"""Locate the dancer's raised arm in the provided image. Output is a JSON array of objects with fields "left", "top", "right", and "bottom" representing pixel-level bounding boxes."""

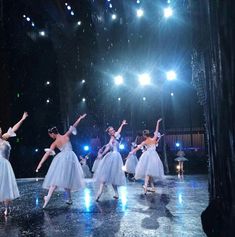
[
  {"left": 65, "top": 113, "right": 87, "bottom": 136},
  {"left": 36, "top": 143, "right": 56, "bottom": 172},
  {"left": 153, "top": 118, "right": 162, "bottom": 140},
  {"left": 2, "top": 112, "right": 28, "bottom": 140},
  {"left": 116, "top": 120, "right": 127, "bottom": 135}
]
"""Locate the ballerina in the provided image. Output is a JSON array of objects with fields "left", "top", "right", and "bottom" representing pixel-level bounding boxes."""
[
  {"left": 130, "top": 118, "right": 164, "bottom": 194},
  {"left": 36, "top": 114, "right": 86, "bottom": 208},
  {"left": 79, "top": 155, "right": 92, "bottom": 178},
  {"left": 0, "top": 112, "right": 28, "bottom": 216},
  {"left": 91, "top": 147, "right": 104, "bottom": 173},
  {"left": 123, "top": 142, "right": 138, "bottom": 181},
  {"left": 94, "top": 120, "right": 127, "bottom": 201}
]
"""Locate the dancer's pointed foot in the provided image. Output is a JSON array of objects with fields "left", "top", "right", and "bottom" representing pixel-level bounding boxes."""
[
  {"left": 143, "top": 185, "right": 148, "bottom": 195},
  {"left": 95, "top": 195, "right": 101, "bottom": 202},
  {"left": 4, "top": 207, "right": 11, "bottom": 216},
  {"left": 66, "top": 200, "right": 73, "bottom": 205},
  {"left": 149, "top": 187, "right": 156, "bottom": 192},
  {"left": 43, "top": 196, "right": 49, "bottom": 209},
  {"left": 113, "top": 195, "right": 119, "bottom": 200}
]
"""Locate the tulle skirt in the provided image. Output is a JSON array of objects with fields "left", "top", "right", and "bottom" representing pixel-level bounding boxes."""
[
  {"left": 82, "top": 164, "right": 92, "bottom": 178},
  {"left": 43, "top": 150, "right": 85, "bottom": 191},
  {"left": 92, "top": 159, "right": 100, "bottom": 173},
  {"left": 124, "top": 154, "right": 138, "bottom": 174},
  {"left": 175, "top": 157, "right": 188, "bottom": 162},
  {"left": 135, "top": 149, "right": 164, "bottom": 180},
  {"left": 94, "top": 151, "right": 126, "bottom": 186},
  {"left": 0, "top": 157, "right": 20, "bottom": 202}
]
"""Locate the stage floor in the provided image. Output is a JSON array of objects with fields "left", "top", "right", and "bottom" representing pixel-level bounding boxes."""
[{"left": 0, "top": 175, "right": 208, "bottom": 237}]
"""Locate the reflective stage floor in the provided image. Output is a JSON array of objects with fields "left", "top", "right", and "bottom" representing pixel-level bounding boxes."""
[{"left": 0, "top": 175, "right": 208, "bottom": 237}]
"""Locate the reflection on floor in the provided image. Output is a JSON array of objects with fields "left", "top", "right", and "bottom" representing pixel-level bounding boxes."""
[{"left": 0, "top": 175, "right": 208, "bottom": 237}]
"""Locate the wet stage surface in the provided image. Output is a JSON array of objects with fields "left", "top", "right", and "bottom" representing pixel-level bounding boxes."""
[{"left": 0, "top": 175, "right": 208, "bottom": 237}]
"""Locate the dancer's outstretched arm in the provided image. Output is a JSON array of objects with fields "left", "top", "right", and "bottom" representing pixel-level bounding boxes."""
[
  {"left": 36, "top": 143, "right": 56, "bottom": 172},
  {"left": 65, "top": 113, "right": 87, "bottom": 136},
  {"left": 116, "top": 120, "right": 127, "bottom": 134},
  {"left": 2, "top": 112, "right": 28, "bottom": 140},
  {"left": 129, "top": 141, "right": 146, "bottom": 155},
  {"left": 101, "top": 137, "right": 115, "bottom": 156},
  {"left": 153, "top": 118, "right": 162, "bottom": 140}
]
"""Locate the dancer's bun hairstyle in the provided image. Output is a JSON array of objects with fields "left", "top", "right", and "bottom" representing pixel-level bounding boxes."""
[{"left": 48, "top": 126, "right": 59, "bottom": 134}]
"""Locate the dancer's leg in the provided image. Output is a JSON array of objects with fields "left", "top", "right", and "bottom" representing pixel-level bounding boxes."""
[
  {"left": 112, "top": 185, "right": 119, "bottom": 199},
  {"left": 43, "top": 185, "right": 57, "bottom": 208},
  {"left": 4, "top": 200, "right": 11, "bottom": 216},
  {"left": 65, "top": 188, "right": 72, "bottom": 204},
  {"left": 96, "top": 182, "right": 105, "bottom": 202},
  {"left": 144, "top": 175, "right": 150, "bottom": 194}
]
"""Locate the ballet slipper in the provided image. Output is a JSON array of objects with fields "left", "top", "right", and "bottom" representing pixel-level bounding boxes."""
[
  {"left": 43, "top": 196, "right": 49, "bottom": 209},
  {"left": 4, "top": 207, "right": 10, "bottom": 216},
  {"left": 66, "top": 200, "right": 73, "bottom": 205}
]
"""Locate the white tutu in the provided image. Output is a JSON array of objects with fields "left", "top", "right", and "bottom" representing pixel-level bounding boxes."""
[
  {"left": 124, "top": 154, "right": 138, "bottom": 174},
  {"left": 94, "top": 151, "right": 126, "bottom": 186},
  {"left": 92, "top": 159, "right": 100, "bottom": 173},
  {"left": 0, "top": 137, "right": 19, "bottom": 202},
  {"left": 43, "top": 142, "right": 85, "bottom": 191},
  {"left": 82, "top": 164, "right": 92, "bottom": 178},
  {"left": 175, "top": 157, "right": 188, "bottom": 162},
  {"left": 135, "top": 146, "right": 164, "bottom": 180}
]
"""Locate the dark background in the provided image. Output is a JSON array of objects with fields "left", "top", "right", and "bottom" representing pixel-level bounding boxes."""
[{"left": 0, "top": 0, "right": 205, "bottom": 177}]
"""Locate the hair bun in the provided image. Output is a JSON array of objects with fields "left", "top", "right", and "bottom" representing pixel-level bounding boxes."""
[{"left": 48, "top": 126, "right": 59, "bottom": 134}]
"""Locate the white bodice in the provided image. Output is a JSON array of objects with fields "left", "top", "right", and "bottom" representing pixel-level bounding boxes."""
[
  {"left": 0, "top": 140, "right": 11, "bottom": 160},
  {"left": 146, "top": 144, "right": 156, "bottom": 151},
  {"left": 110, "top": 132, "right": 121, "bottom": 152}
]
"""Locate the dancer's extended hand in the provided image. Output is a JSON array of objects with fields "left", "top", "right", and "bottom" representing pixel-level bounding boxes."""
[
  {"left": 22, "top": 112, "right": 28, "bottom": 120},
  {"left": 122, "top": 120, "right": 127, "bottom": 125},
  {"left": 80, "top": 114, "right": 87, "bottom": 119}
]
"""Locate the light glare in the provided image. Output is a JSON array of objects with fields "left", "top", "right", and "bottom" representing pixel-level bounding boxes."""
[
  {"left": 136, "top": 9, "right": 144, "bottom": 18},
  {"left": 166, "top": 70, "right": 177, "bottom": 80},
  {"left": 164, "top": 7, "right": 173, "bottom": 18},
  {"left": 139, "top": 73, "right": 151, "bottom": 86},
  {"left": 114, "top": 75, "right": 124, "bottom": 85}
]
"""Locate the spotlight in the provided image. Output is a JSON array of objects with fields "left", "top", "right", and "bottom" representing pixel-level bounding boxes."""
[
  {"left": 136, "top": 9, "right": 144, "bottom": 18},
  {"left": 138, "top": 73, "right": 151, "bottom": 86},
  {"left": 111, "top": 14, "right": 117, "bottom": 20},
  {"left": 176, "top": 142, "right": 180, "bottom": 147},
  {"left": 35, "top": 148, "right": 39, "bottom": 152},
  {"left": 84, "top": 145, "right": 90, "bottom": 151},
  {"left": 119, "top": 144, "right": 125, "bottom": 150},
  {"left": 46, "top": 99, "right": 50, "bottom": 103},
  {"left": 166, "top": 70, "right": 177, "bottom": 80},
  {"left": 77, "top": 21, "right": 82, "bottom": 26},
  {"left": 31, "top": 22, "right": 35, "bottom": 27},
  {"left": 82, "top": 79, "right": 85, "bottom": 84},
  {"left": 170, "top": 92, "right": 174, "bottom": 96},
  {"left": 67, "top": 5, "right": 71, "bottom": 10},
  {"left": 26, "top": 17, "right": 31, "bottom": 22},
  {"left": 143, "top": 97, "right": 146, "bottom": 101},
  {"left": 71, "top": 11, "right": 75, "bottom": 16},
  {"left": 164, "top": 7, "right": 173, "bottom": 18},
  {"left": 137, "top": 0, "right": 140, "bottom": 3},
  {"left": 118, "top": 97, "right": 121, "bottom": 101},
  {"left": 82, "top": 98, "right": 86, "bottom": 102},
  {"left": 114, "top": 75, "right": 124, "bottom": 85},
  {"left": 65, "top": 3, "right": 68, "bottom": 6},
  {"left": 39, "top": 31, "right": 45, "bottom": 36},
  {"left": 23, "top": 15, "right": 26, "bottom": 18},
  {"left": 109, "top": 3, "right": 113, "bottom": 8},
  {"left": 46, "top": 81, "right": 50, "bottom": 85}
]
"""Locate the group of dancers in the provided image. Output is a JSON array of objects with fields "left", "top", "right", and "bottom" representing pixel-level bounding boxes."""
[{"left": 0, "top": 112, "right": 164, "bottom": 216}]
